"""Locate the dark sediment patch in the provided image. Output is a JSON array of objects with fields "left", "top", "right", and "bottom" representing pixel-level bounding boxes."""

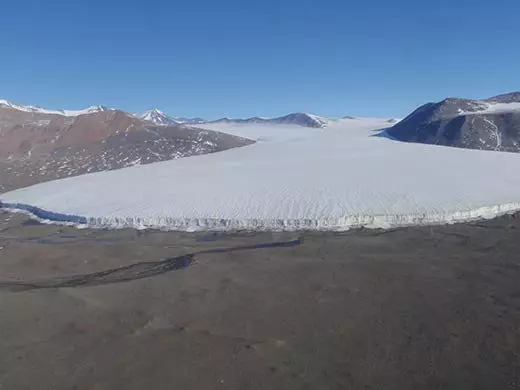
[{"left": 0, "top": 238, "right": 301, "bottom": 291}]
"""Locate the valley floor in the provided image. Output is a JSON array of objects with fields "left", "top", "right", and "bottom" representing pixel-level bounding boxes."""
[{"left": 1, "top": 210, "right": 519, "bottom": 389}]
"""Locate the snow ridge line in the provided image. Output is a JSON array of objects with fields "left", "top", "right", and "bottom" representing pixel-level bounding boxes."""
[{"left": 2, "top": 201, "right": 520, "bottom": 231}]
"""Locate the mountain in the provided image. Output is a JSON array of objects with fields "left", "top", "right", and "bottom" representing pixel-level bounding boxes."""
[
  {"left": 386, "top": 92, "right": 520, "bottom": 152},
  {"left": 210, "top": 113, "right": 328, "bottom": 128},
  {"left": 486, "top": 92, "right": 520, "bottom": 103},
  {"left": 0, "top": 99, "right": 109, "bottom": 117},
  {"left": 141, "top": 110, "right": 329, "bottom": 128},
  {"left": 140, "top": 109, "right": 180, "bottom": 126},
  {"left": 140, "top": 109, "right": 205, "bottom": 126},
  {"left": 271, "top": 113, "right": 329, "bottom": 127},
  {"left": 2, "top": 99, "right": 329, "bottom": 128},
  {"left": 0, "top": 107, "right": 253, "bottom": 192}
]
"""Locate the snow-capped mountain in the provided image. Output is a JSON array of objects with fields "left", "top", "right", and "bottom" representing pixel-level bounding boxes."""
[
  {"left": 140, "top": 108, "right": 205, "bottom": 126},
  {"left": 140, "top": 109, "right": 329, "bottom": 128},
  {"left": 1, "top": 98, "right": 330, "bottom": 128},
  {"left": 387, "top": 92, "right": 520, "bottom": 152},
  {"left": 0, "top": 99, "right": 109, "bottom": 117},
  {"left": 140, "top": 109, "right": 180, "bottom": 126},
  {"left": 210, "top": 113, "right": 329, "bottom": 128}
]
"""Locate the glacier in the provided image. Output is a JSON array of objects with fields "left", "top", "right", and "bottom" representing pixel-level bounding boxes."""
[{"left": 3, "top": 117, "right": 520, "bottom": 231}]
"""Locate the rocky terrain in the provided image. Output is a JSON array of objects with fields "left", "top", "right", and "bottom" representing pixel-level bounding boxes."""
[
  {"left": 0, "top": 105, "right": 253, "bottom": 193},
  {"left": 386, "top": 92, "right": 520, "bottom": 152}
]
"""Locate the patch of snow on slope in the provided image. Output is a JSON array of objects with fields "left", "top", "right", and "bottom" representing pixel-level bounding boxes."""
[
  {"left": 306, "top": 113, "right": 329, "bottom": 126},
  {"left": 461, "top": 102, "right": 520, "bottom": 116},
  {"left": 481, "top": 102, "right": 520, "bottom": 114},
  {"left": 2, "top": 117, "right": 520, "bottom": 231}
]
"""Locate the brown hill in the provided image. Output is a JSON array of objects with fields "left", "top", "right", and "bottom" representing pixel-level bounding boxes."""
[{"left": 0, "top": 108, "right": 253, "bottom": 192}]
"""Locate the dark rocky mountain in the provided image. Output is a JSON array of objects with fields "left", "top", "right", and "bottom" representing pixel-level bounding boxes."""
[
  {"left": 0, "top": 107, "right": 253, "bottom": 192},
  {"left": 486, "top": 92, "right": 520, "bottom": 103},
  {"left": 386, "top": 92, "right": 520, "bottom": 152},
  {"left": 209, "top": 112, "right": 328, "bottom": 128}
]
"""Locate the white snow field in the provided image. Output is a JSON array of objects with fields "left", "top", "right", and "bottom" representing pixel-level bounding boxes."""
[{"left": 3, "top": 117, "right": 520, "bottom": 231}]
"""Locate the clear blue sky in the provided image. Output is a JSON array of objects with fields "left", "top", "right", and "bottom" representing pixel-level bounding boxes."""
[{"left": 1, "top": 0, "right": 519, "bottom": 119}]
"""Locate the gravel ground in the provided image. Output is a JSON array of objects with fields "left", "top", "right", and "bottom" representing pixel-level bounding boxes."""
[{"left": 1, "top": 210, "right": 520, "bottom": 389}]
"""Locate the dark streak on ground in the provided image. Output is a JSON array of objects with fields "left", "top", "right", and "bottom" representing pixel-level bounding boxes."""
[
  {"left": 0, "top": 238, "right": 301, "bottom": 292},
  {"left": 0, "top": 255, "right": 195, "bottom": 292}
]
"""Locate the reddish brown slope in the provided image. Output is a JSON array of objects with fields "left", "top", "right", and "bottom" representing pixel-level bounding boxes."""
[{"left": 0, "top": 108, "right": 253, "bottom": 192}]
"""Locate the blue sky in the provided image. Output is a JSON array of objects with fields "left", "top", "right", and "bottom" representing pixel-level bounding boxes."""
[{"left": 1, "top": 0, "right": 519, "bottom": 119}]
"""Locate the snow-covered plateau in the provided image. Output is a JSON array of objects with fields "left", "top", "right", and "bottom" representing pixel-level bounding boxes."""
[{"left": 3, "top": 117, "right": 520, "bottom": 231}]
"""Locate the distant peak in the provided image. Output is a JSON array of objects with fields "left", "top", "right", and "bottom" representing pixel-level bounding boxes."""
[
  {"left": 210, "top": 112, "right": 328, "bottom": 128},
  {"left": 141, "top": 108, "right": 165, "bottom": 116},
  {"left": 143, "top": 108, "right": 165, "bottom": 114},
  {"left": 486, "top": 92, "right": 520, "bottom": 103},
  {"left": 140, "top": 108, "right": 180, "bottom": 126},
  {"left": 87, "top": 105, "right": 109, "bottom": 112},
  {"left": 0, "top": 98, "right": 111, "bottom": 116}
]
